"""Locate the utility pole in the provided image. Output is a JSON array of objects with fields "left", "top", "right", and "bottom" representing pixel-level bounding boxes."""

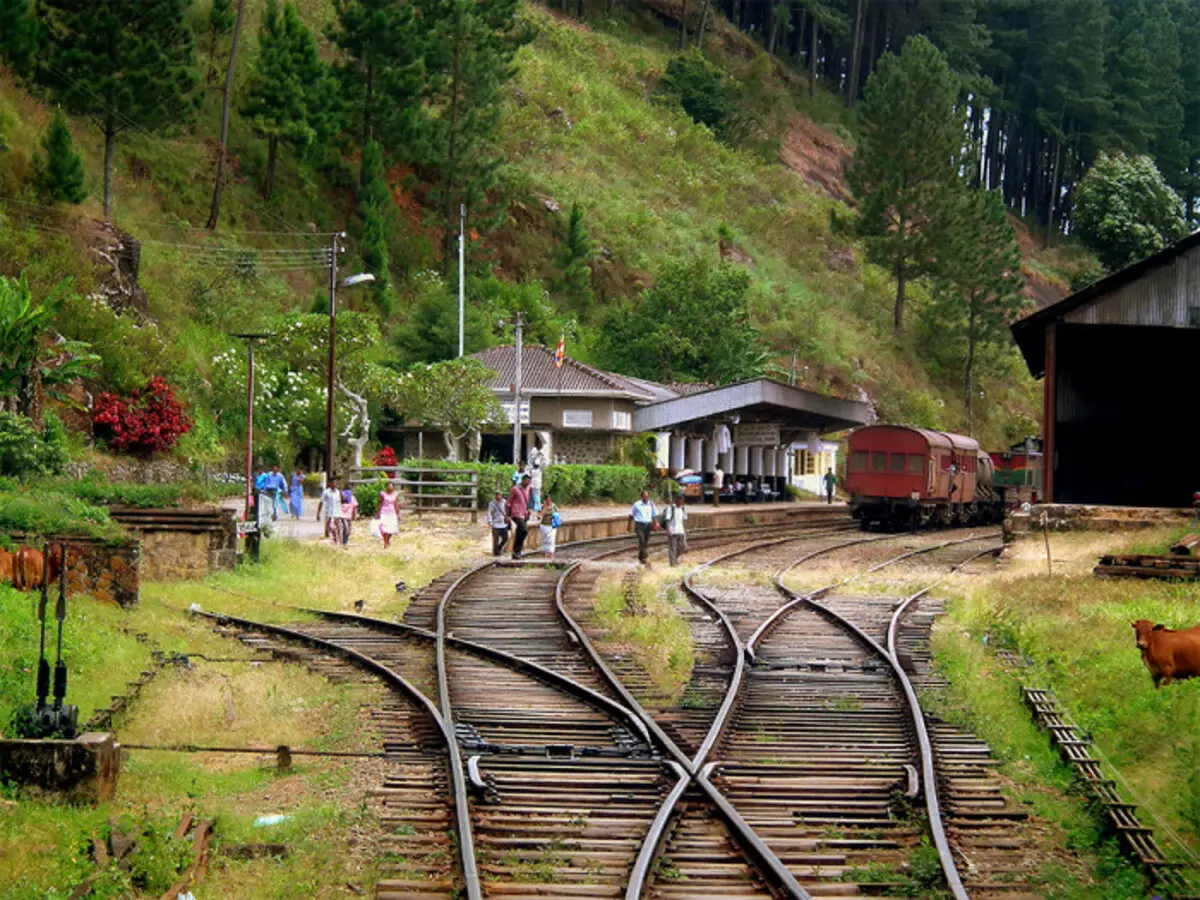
[
  {"left": 325, "top": 233, "right": 340, "bottom": 483},
  {"left": 512, "top": 312, "right": 524, "bottom": 464},
  {"left": 206, "top": 0, "right": 247, "bottom": 230},
  {"left": 458, "top": 203, "right": 466, "bottom": 358},
  {"left": 789, "top": 349, "right": 797, "bottom": 386},
  {"left": 232, "top": 331, "right": 273, "bottom": 524}
]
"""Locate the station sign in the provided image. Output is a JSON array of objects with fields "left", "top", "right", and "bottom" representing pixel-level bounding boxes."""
[
  {"left": 735, "top": 423, "right": 781, "bottom": 446},
  {"left": 500, "top": 400, "right": 531, "bottom": 425}
]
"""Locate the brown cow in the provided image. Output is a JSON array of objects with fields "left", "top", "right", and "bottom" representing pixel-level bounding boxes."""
[{"left": 1131, "top": 619, "right": 1200, "bottom": 687}]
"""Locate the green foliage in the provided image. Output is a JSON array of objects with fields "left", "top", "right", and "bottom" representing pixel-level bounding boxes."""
[
  {"left": 658, "top": 50, "right": 739, "bottom": 141},
  {"left": 358, "top": 140, "right": 396, "bottom": 313},
  {"left": 241, "top": 0, "right": 335, "bottom": 201},
  {"left": 1071, "top": 152, "right": 1188, "bottom": 271},
  {"left": 0, "top": 0, "right": 38, "bottom": 77},
  {"left": 328, "top": 0, "right": 426, "bottom": 153},
  {"left": 33, "top": 109, "right": 86, "bottom": 205},
  {"left": 921, "top": 188, "right": 1026, "bottom": 433},
  {"left": 393, "top": 272, "right": 493, "bottom": 364},
  {"left": 37, "top": 0, "right": 201, "bottom": 219},
  {"left": 0, "top": 482, "right": 122, "bottom": 540},
  {"left": 0, "top": 273, "right": 97, "bottom": 416},
  {"left": 402, "top": 457, "right": 646, "bottom": 505},
  {"left": 551, "top": 202, "right": 593, "bottom": 316},
  {"left": 421, "top": 0, "right": 533, "bottom": 263},
  {"left": 0, "top": 411, "right": 68, "bottom": 477},
  {"left": 847, "top": 35, "right": 965, "bottom": 335},
  {"left": 594, "top": 255, "right": 764, "bottom": 384},
  {"left": 395, "top": 358, "right": 505, "bottom": 460}
]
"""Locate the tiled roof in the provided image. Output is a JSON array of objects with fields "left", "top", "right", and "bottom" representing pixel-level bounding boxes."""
[{"left": 472, "top": 345, "right": 670, "bottom": 401}]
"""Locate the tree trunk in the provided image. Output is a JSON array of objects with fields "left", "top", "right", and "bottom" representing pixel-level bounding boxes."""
[
  {"left": 846, "top": 0, "right": 864, "bottom": 106},
  {"left": 766, "top": 1, "right": 778, "bottom": 55},
  {"left": 443, "top": 429, "right": 460, "bottom": 462},
  {"left": 207, "top": 0, "right": 247, "bottom": 231},
  {"left": 338, "top": 381, "right": 371, "bottom": 470},
  {"left": 893, "top": 215, "right": 906, "bottom": 336},
  {"left": 361, "top": 63, "right": 375, "bottom": 184},
  {"left": 103, "top": 116, "right": 116, "bottom": 224},
  {"left": 965, "top": 306, "right": 976, "bottom": 436},
  {"left": 577, "top": 0, "right": 584, "bottom": 19},
  {"left": 696, "top": 0, "right": 711, "bottom": 48},
  {"left": 265, "top": 135, "right": 279, "bottom": 200},
  {"left": 1044, "top": 114, "right": 1066, "bottom": 248},
  {"left": 809, "top": 20, "right": 818, "bottom": 98},
  {"left": 679, "top": 0, "right": 688, "bottom": 50}
]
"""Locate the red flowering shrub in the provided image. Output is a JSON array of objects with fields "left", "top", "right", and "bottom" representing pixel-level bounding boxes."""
[
  {"left": 93, "top": 376, "right": 193, "bottom": 454},
  {"left": 373, "top": 445, "right": 397, "bottom": 467}
]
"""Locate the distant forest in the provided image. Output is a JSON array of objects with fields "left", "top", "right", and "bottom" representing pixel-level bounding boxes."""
[{"left": 703, "top": 0, "right": 1200, "bottom": 234}]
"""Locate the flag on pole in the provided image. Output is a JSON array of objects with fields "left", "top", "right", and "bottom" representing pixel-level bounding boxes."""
[{"left": 554, "top": 334, "right": 565, "bottom": 368}]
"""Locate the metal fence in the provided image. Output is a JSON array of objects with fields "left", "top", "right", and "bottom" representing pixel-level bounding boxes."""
[{"left": 350, "top": 466, "right": 479, "bottom": 523}]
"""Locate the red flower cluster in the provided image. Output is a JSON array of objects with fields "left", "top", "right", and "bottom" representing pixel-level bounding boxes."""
[
  {"left": 93, "top": 376, "right": 193, "bottom": 454},
  {"left": 373, "top": 445, "right": 398, "bottom": 467}
]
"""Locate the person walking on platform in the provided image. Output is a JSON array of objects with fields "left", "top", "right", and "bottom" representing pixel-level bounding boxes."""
[
  {"left": 629, "top": 490, "right": 659, "bottom": 566},
  {"left": 664, "top": 494, "right": 688, "bottom": 566},
  {"left": 529, "top": 442, "right": 547, "bottom": 512},
  {"left": 317, "top": 477, "right": 344, "bottom": 544},
  {"left": 712, "top": 465, "right": 724, "bottom": 506},
  {"left": 488, "top": 489, "right": 509, "bottom": 556},
  {"left": 823, "top": 468, "right": 838, "bottom": 504},
  {"left": 507, "top": 474, "right": 532, "bottom": 560},
  {"left": 539, "top": 494, "right": 561, "bottom": 560}
]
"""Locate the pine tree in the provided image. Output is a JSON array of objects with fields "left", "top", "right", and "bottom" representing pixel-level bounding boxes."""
[
  {"left": 358, "top": 140, "right": 396, "bottom": 315},
  {"left": 421, "top": 0, "right": 532, "bottom": 271},
  {"left": 328, "top": 0, "right": 426, "bottom": 163},
  {"left": 551, "top": 202, "right": 593, "bottom": 317},
  {"left": 241, "top": 0, "right": 333, "bottom": 200},
  {"left": 847, "top": 35, "right": 965, "bottom": 335},
  {"left": 205, "top": 0, "right": 236, "bottom": 85},
  {"left": 0, "top": 0, "right": 38, "bottom": 76},
  {"left": 34, "top": 110, "right": 87, "bottom": 205},
  {"left": 37, "top": 0, "right": 200, "bottom": 223},
  {"left": 923, "top": 189, "right": 1025, "bottom": 435}
]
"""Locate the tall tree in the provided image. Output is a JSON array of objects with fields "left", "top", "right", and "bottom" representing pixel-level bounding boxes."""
[
  {"left": 206, "top": 0, "right": 246, "bottom": 229},
  {"left": 240, "top": 0, "right": 333, "bottom": 201},
  {"left": 328, "top": 0, "right": 426, "bottom": 165},
  {"left": 421, "top": 0, "right": 531, "bottom": 271},
  {"left": 395, "top": 358, "right": 504, "bottom": 461},
  {"left": 37, "top": 0, "right": 200, "bottom": 223},
  {"left": 34, "top": 109, "right": 87, "bottom": 205},
  {"left": 358, "top": 140, "right": 396, "bottom": 314},
  {"left": 551, "top": 202, "right": 593, "bottom": 317},
  {"left": 924, "top": 189, "right": 1025, "bottom": 435},
  {"left": 0, "top": 0, "right": 38, "bottom": 76},
  {"left": 847, "top": 35, "right": 965, "bottom": 335},
  {"left": 204, "top": 0, "right": 236, "bottom": 86}
]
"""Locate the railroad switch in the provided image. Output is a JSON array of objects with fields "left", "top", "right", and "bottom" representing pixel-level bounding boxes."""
[{"left": 15, "top": 544, "right": 78, "bottom": 739}]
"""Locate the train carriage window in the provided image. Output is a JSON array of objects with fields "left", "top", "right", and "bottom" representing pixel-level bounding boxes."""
[
  {"left": 870, "top": 452, "right": 887, "bottom": 472},
  {"left": 908, "top": 454, "right": 925, "bottom": 474},
  {"left": 964, "top": 456, "right": 976, "bottom": 473},
  {"left": 939, "top": 455, "right": 951, "bottom": 471},
  {"left": 850, "top": 450, "right": 868, "bottom": 471},
  {"left": 889, "top": 453, "right": 905, "bottom": 473}
]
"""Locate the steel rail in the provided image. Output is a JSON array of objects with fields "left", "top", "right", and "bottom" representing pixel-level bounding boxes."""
[
  {"left": 301, "top": 604, "right": 652, "bottom": 747},
  {"left": 553, "top": 557, "right": 813, "bottom": 900},
  {"left": 624, "top": 761, "right": 690, "bottom": 900},
  {"left": 760, "top": 532, "right": 1003, "bottom": 900},
  {"left": 192, "top": 609, "right": 483, "bottom": 900}
]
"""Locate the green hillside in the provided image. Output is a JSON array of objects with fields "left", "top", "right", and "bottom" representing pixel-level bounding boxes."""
[{"left": 0, "top": 1, "right": 1094, "bottom": 459}]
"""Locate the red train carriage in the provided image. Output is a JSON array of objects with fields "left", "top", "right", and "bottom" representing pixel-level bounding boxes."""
[{"left": 845, "top": 425, "right": 1003, "bottom": 530}]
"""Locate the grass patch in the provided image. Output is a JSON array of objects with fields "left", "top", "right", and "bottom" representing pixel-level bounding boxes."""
[
  {"left": 592, "top": 568, "right": 693, "bottom": 700},
  {"left": 926, "top": 527, "right": 1200, "bottom": 895}
]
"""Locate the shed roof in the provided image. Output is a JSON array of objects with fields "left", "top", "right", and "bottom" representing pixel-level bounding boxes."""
[
  {"left": 1011, "top": 229, "right": 1200, "bottom": 377},
  {"left": 472, "top": 345, "right": 661, "bottom": 400},
  {"left": 632, "top": 378, "right": 869, "bottom": 435}
]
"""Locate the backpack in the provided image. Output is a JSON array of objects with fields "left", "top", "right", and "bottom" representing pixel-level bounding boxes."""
[{"left": 550, "top": 510, "right": 561, "bottom": 528}]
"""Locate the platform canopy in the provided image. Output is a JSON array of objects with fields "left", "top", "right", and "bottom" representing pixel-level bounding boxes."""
[{"left": 632, "top": 378, "right": 870, "bottom": 438}]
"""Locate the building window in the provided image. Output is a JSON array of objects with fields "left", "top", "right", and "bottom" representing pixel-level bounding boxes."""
[
  {"left": 562, "top": 409, "right": 593, "bottom": 429},
  {"left": 612, "top": 410, "right": 632, "bottom": 431}
]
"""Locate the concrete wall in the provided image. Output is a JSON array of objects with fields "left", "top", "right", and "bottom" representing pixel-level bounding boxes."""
[{"left": 0, "top": 732, "right": 120, "bottom": 803}]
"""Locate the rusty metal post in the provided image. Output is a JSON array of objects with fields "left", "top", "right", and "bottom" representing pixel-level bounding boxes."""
[{"left": 1042, "top": 323, "right": 1056, "bottom": 503}]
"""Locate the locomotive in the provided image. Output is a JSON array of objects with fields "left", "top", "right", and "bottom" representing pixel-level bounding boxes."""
[{"left": 844, "top": 425, "right": 1004, "bottom": 530}]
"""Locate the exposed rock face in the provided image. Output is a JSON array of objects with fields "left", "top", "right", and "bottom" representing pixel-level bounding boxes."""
[{"left": 78, "top": 219, "right": 150, "bottom": 318}]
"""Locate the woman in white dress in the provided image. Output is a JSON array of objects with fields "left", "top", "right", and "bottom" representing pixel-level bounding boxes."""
[{"left": 539, "top": 494, "right": 560, "bottom": 559}]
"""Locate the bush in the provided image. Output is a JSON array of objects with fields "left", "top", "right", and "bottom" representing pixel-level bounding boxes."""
[
  {"left": 403, "top": 459, "right": 648, "bottom": 506},
  {"left": 0, "top": 483, "right": 123, "bottom": 541},
  {"left": 354, "top": 479, "right": 386, "bottom": 518},
  {"left": 0, "top": 410, "right": 69, "bottom": 477},
  {"left": 373, "top": 446, "right": 397, "bottom": 467},
  {"left": 93, "top": 376, "right": 193, "bottom": 454},
  {"left": 658, "top": 51, "right": 739, "bottom": 141}
]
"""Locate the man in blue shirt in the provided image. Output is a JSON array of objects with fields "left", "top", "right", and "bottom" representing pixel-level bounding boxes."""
[
  {"left": 266, "top": 465, "right": 289, "bottom": 520},
  {"left": 629, "top": 490, "right": 659, "bottom": 565}
]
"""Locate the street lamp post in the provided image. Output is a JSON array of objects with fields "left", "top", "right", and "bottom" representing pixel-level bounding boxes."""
[{"left": 324, "top": 241, "right": 375, "bottom": 482}]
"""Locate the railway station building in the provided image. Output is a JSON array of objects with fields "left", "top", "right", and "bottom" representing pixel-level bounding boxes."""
[
  {"left": 390, "top": 345, "right": 869, "bottom": 495},
  {"left": 1011, "top": 230, "right": 1200, "bottom": 507}
]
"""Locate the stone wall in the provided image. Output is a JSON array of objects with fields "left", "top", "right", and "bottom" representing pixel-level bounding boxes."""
[
  {"left": 553, "top": 432, "right": 614, "bottom": 465},
  {"left": 8, "top": 537, "right": 142, "bottom": 608},
  {"left": 1007, "top": 503, "right": 1196, "bottom": 537},
  {"left": 0, "top": 733, "right": 120, "bottom": 803},
  {"left": 138, "top": 529, "right": 234, "bottom": 581},
  {"left": 64, "top": 458, "right": 194, "bottom": 484}
]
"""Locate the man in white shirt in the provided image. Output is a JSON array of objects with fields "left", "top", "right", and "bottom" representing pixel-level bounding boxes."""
[
  {"left": 712, "top": 465, "right": 724, "bottom": 506},
  {"left": 629, "top": 490, "right": 658, "bottom": 565},
  {"left": 664, "top": 495, "right": 688, "bottom": 566},
  {"left": 487, "top": 490, "right": 508, "bottom": 557},
  {"left": 317, "top": 478, "right": 344, "bottom": 544},
  {"left": 528, "top": 443, "right": 547, "bottom": 511}
]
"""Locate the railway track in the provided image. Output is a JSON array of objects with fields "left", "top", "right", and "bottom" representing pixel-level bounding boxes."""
[{"left": 199, "top": 512, "right": 1044, "bottom": 899}]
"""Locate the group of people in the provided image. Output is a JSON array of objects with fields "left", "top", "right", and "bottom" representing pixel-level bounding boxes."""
[
  {"left": 254, "top": 465, "right": 307, "bottom": 523},
  {"left": 630, "top": 490, "right": 689, "bottom": 567},
  {"left": 316, "top": 477, "right": 401, "bottom": 548},
  {"left": 489, "top": 470, "right": 561, "bottom": 560}
]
